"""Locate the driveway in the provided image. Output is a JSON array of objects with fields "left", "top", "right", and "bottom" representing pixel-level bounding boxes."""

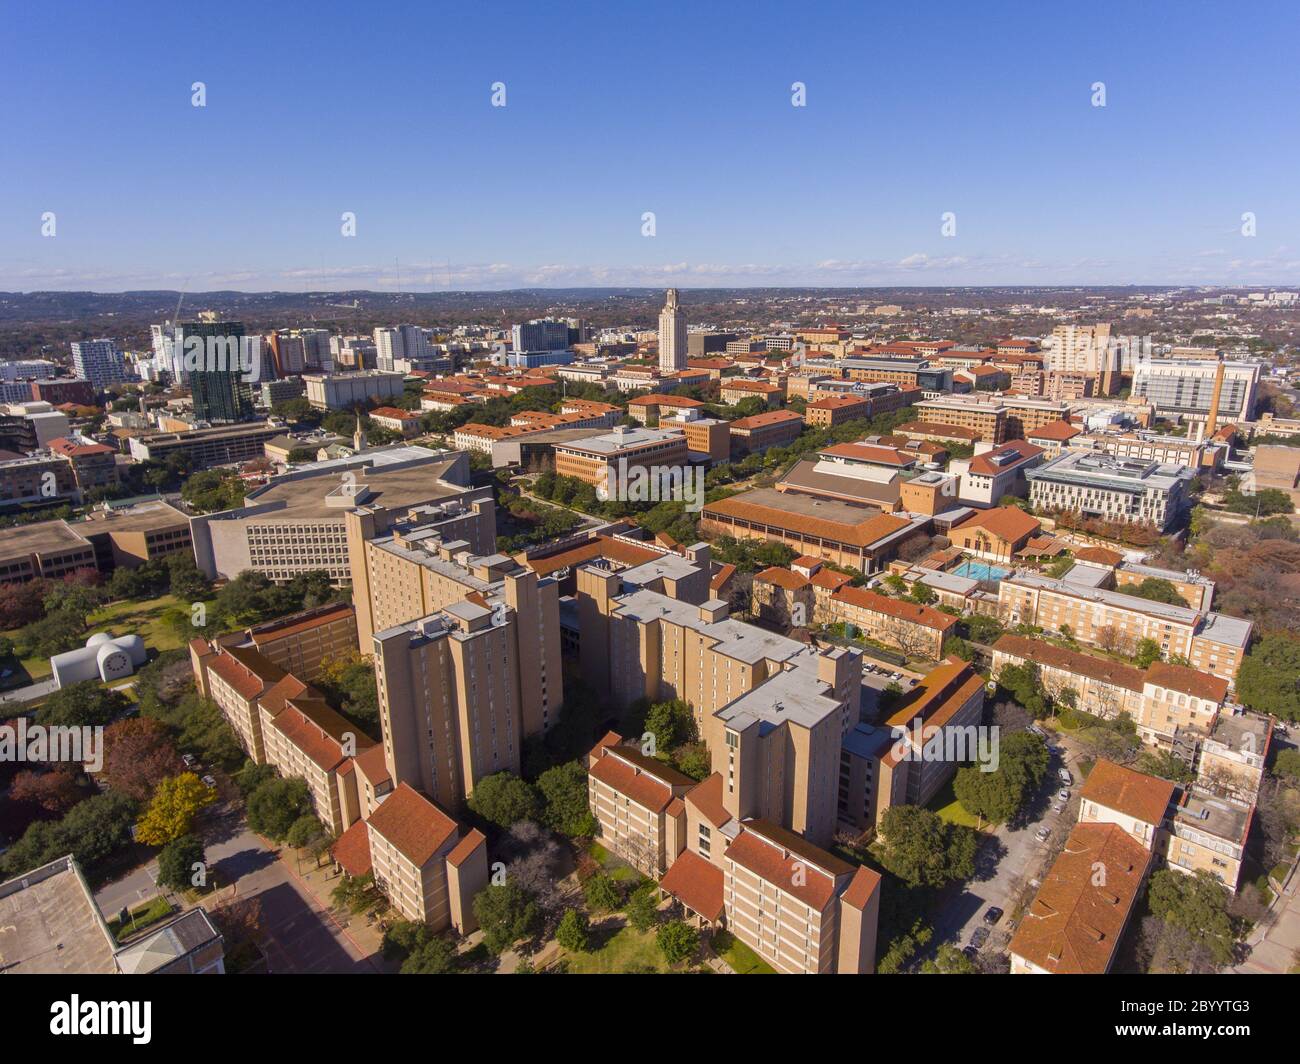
[{"left": 929, "top": 731, "right": 1082, "bottom": 959}]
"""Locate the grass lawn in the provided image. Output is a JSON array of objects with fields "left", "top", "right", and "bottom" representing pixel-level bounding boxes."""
[
  {"left": 929, "top": 778, "right": 983, "bottom": 830},
  {"left": 3, "top": 593, "right": 195, "bottom": 684},
  {"left": 86, "top": 594, "right": 193, "bottom": 653},
  {"left": 107, "top": 895, "right": 175, "bottom": 942},
  {"left": 558, "top": 924, "right": 674, "bottom": 974},
  {"left": 714, "top": 930, "right": 776, "bottom": 974}
]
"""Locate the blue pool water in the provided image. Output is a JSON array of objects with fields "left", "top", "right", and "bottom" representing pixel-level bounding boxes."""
[{"left": 951, "top": 560, "right": 1011, "bottom": 582}]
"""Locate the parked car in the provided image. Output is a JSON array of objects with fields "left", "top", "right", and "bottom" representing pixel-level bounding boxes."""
[
  {"left": 1052, "top": 802, "right": 1065, "bottom": 815},
  {"left": 970, "top": 926, "right": 990, "bottom": 949},
  {"left": 962, "top": 945, "right": 979, "bottom": 961},
  {"left": 1056, "top": 788, "right": 1070, "bottom": 802},
  {"left": 201, "top": 775, "right": 217, "bottom": 788},
  {"left": 1057, "top": 768, "right": 1072, "bottom": 784},
  {"left": 181, "top": 754, "right": 197, "bottom": 768},
  {"left": 983, "top": 906, "right": 1004, "bottom": 926},
  {"left": 1035, "top": 826, "right": 1052, "bottom": 843}
]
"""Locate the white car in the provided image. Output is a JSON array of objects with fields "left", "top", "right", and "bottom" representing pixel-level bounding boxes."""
[
  {"left": 1057, "top": 768, "right": 1072, "bottom": 784},
  {"left": 1056, "top": 788, "right": 1070, "bottom": 802},
  {"left": 1034, "top": 827, "right": 1051, "bottom": 843}
]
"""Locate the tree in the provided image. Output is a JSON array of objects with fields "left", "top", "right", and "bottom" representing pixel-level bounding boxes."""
[
  {"left": 995, "top": 662, "right": 1048, "bottom": 718},
  {"left": 1274, "top": 747, "right": 1300, "bottom": 782},
  {"left": 287, "top": 814, "right": 326, "bottom": 849},
  {"left": 624, "top": 886, "right": 659, "bottom": 932},
  {"left": 97, "top": 718, "right": 183, "bottom": 802},
  {"left": 537, "top": 761, "right": 596, "bottom": 837},
  {"left": 34, "top": 680, "right": 127, "bottom": 728},
  {"left": 468, "top": 772, "right": 541, "bottom": 828},
  {"left": 556, "top": 908, "right": 592, "bottom": 952},
  {"left": 0, "top": 791, "right": 137, "bottom": 880},
  {"left": 473, "top": 881, "right": 540, "bottom": 954},
  {"left": 1133, "top": 638, "right": 1163, "bottom": 669},
  {"left": 656, "top": 919, "right": 699, "bottom": 966},
  {"left": 156, "top": 833, "right": 205, "bottom": 891},
  {"left": 583, "top": 874, "right": 622, "bottom": 913},
  {"left": 401, "top": 936, "right": 459, "bottom": 974},
  {"left": 878, "top": 806, "right": 978, "bottom": 888},
  {"left": 315, "top": 652, "right": 380, "bottom": 733},
  {"left": 135, "top": 772, "right": 217, "bottom": 845},
  {"left": 1129, "top": 578, "right": 1185, "bottom": 606},
  {"left": 644, "top": 699, "right": 696, "bottom": 754},
  {"left": 9, "top": 766, "right": 85, "bottom": 818},
  {"left": 921, "top": 943, "right": 977, "bottom": 974},
  {"left": 1236, "top": 634, "right": 1300, "bottom": 721},
  {"left": 675, "top": 743, "right": 712, "bottom": 781},
  {"left": 233, "top": 761, "right": 278, "bottom": 797},
  {"left": 246, "top": 777, "right": 312, "bottom": 840},
  {"left": 1146, "top": 868, "right": 1236, "bottom": 967}
]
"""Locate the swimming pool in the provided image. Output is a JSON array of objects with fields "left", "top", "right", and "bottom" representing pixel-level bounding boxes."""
[{"left": 951, "top": 560, "right": 1011, "bottom": 582}]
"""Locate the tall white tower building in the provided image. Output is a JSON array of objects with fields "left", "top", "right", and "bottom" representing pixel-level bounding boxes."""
[{"left": 658, "top": 288, "right": 687, "bottom": 372}]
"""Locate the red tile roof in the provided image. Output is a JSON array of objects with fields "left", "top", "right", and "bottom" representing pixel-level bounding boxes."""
[
  {"left": 1008, "top": 822, "right": 1149, "bottom": 974},
  {"left": 1028, "top": 419, "right": 1082, "bottom": 442},
  {"left": 365, "top": 783, "right": 459, "bottom": 867},
  {"left": 953, "top": 506, "right": 1042, "bottom": 544},
  {"left": 967, "top": 439, "right": 1043, "bottom": 476},
  {"left": 1079, "top": 760, "right": 1176, "bottom": 826},
  {"left": 330, "top": 819, "right": 372, "bottom": 877},
  {"left": 659, "top": 850, "right": 725, "bottom": 922},
  {"left": 832, "top": 585, "right": 957, "bottom": 632},
  {"left": 1145, "top": 661, "right": 1229, "bottom": 703},
  {"left": 724, "top": 821, "right": 848, "bottom": 910},
  {"left": 754, "top": 566, "right": 810, "bottom": 591},
  {"left": 445, "top": 828, "right": 486, "bottom": 868}
]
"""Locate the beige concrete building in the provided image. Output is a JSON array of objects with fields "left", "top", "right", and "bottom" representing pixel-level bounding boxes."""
[
  {"left": 0, "top": 519, "right": 97, "bottom": 584},
  {"left": 191, "top": 446, "right": 494, "bottom": 584},
  {"left": 589, "top": 749, "right": 885, "bottom": 974},
  {"left": 336, "top": 783, "right": 488, "bottom": 931},
  {"left": 577, "top": 547, "right": 861, "bottom": 847},
  {"left": 71, "top": 499, "right": 193, "bottom": 571},
  {"left": 552, "top": 426, "right": 691, "bottom": 498},
  {"left": 1078, "top": 759, "right": 1253, "bottom": 893},
  {"left": 242, "top": 602, "right": 358, "bottom": 681},
  {"left": 347, "top": 505, "right": 562, "bottom": 812},
  {"left": 587, "top": 734, "right": 697, "bottom": 874}
]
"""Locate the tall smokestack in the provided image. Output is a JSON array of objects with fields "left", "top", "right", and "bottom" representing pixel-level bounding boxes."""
[{"left": 1205, "top": 355, "right": 1226, "bottom": 439}]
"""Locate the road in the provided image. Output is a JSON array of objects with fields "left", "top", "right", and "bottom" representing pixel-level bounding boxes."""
[
  {"left": 1232, "top": 836, "right": 1300, "bottom": 974},
  {"left": 95, "top": 804, "right": 375, "bottom": 973},
  {"left": 927, "top": 729, "right": 1084, "bottom": 962}
]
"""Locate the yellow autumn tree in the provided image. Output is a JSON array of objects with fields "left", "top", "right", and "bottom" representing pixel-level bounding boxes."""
[{"left": 135, "top": 772, "right": 217, "bottom": 846}]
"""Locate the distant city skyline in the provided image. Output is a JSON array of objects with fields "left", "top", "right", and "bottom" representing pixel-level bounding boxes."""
[{"left": 2, "top": 0, "right": 1297, "bottom": 291}]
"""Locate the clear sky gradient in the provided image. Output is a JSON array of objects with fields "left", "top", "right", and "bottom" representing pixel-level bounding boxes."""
[{"left": 2, "top": 0, "right": 1296, "bottom": 290}]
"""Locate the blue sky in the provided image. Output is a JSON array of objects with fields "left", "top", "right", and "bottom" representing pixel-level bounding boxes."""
[{"left": 1, "top": 0, "right": 1296, "bottom": 290}]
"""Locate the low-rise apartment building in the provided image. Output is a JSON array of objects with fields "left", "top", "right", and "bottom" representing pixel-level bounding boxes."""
[
  {"left": 1008, "top": 821, "right": 1152, "bottom": 974},
  {"left": 348, "top": 782, "right": 488, "bottom": 931},
  {"left": 997, "top": 572, "right": 1251, "bottom": 683},
  {"left": 242, "top": 602, "right": 358, "bottom": 681},
  {"left": 823, "top": 584, "right": 957, "bottom": 660},
  {"left": 727, "top": 409, "right": 803, "bottom": 457},
  {"left": 949, "top": 439, "right": 1045, "bottom": 504},
  {"left": 127, "top": 421, "right": 283, "bottom": 470},
  {"left": 720, "top": 379, "right": 784, "bottom": 407}
]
